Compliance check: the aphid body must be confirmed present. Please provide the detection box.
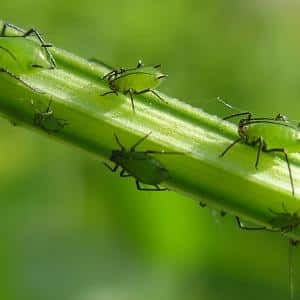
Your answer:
[0,22,55,92]
[102,60,167,111]
[0,38,52,72]
[220,112,300,195]
[33,100,68,134]
[105,133,180,191]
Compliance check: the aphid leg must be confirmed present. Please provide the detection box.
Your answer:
[235,216,266,230]
[219,138,242,157]
[103,162,119,172]
[56,118,69,127]
[114,134,126,150]
[0,67,44,93]
[101,90,118,97]
[153,64,161,69]
[22,28,56,68]
[128,90,135,112]
[223,112,252,121]
[130,132,152,152]
[1,22,25,36]
[120,169,131,177]
[254,137,264,170]
[135,89,167,104]
[199,202,206,207]
[264,148,294,196]
[135,180,168,191]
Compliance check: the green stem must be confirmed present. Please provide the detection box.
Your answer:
[1,21,300,241]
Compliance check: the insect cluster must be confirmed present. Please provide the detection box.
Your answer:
[2,21,300,300]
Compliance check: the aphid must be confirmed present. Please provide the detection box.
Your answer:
[0,22,55,92]
[101,60,168,112]
[1,22,56,68]
[219,106,299,196]
[104,132,181,191]
[33,100,68,134]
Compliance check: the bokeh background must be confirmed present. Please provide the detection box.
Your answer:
[1,1,300,299]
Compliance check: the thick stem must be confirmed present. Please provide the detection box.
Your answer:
[1,21,300,241]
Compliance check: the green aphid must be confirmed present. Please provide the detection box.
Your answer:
[1,22,56,69]
[220,110,300,196]
[104,132,181,191]
[33,100,68,134]
[102,60,168,112]
[0,22,56,92]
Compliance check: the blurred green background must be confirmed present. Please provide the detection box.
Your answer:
[1,1,300,299]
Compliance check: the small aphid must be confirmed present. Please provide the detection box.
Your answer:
[219,103,299,196]
[104,132,181,191]
[33,100,68,134]
[101,60,168,112]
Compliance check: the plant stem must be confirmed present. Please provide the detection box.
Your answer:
[1,21,300,241]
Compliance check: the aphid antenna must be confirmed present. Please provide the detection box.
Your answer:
[113,134,126,150]
[0,45,17,61]
[153,64,161,69]
[223,111,252,121]
[130,132,152,151]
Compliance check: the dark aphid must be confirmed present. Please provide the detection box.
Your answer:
[33,100,68,134]
[101,60,168,112]
[220,106,300,196]
[104,132,181,191]
[1,22,56,68]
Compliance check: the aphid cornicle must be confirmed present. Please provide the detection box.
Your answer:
[220,111,299,196]
[33,100,68,134]
[101,60,168,112]
[0,22,56,92]
[104,132,181,191]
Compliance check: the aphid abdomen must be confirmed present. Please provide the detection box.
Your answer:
[119,154,169,185]
[245,123,300,152]
[115,73,160,93]
[0,38,51,72]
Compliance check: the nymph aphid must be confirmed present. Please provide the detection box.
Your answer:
[33,100,68,134]
[102,60,167,112]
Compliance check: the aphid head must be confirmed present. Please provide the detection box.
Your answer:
[110,149,124,164]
